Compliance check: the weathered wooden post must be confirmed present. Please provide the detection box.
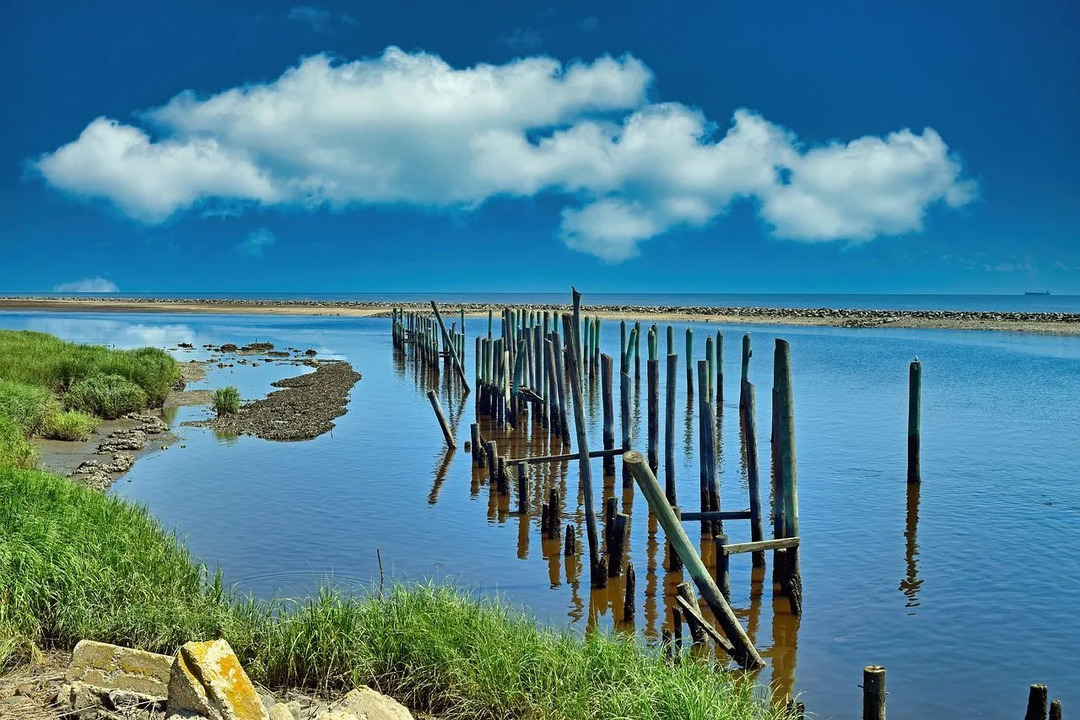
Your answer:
[601,354,616,475]
[1050,700,1063,720]
[705,335,714,402]
[715,532,730,599]
[564,524,576,556]
[908,358,921,484]
[862,666,886,720]
[715,330,724,405]
[623,562,636,622]
[775,339,802,613]
[685,327,694,397]
[608,513,628,577]
[430,301,470,391]
[664,353,678,505]
[562,313,605,588]
[647,354,659,473]
[741,381,766,568]
[548,488,560,539]
[517,463,528,514]
[623,450,764,669]
[740,332,751,410]
[697,360,719,527]
[426,390,456,448]
[1025,685,1049,720]
[634,321,642,380]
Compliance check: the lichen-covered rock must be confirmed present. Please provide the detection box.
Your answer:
[65,639,172,701]
[168,639,269,720]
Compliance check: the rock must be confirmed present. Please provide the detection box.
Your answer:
[269,702,297,720]
[66,639,172,701]
[220,344,239,352]
[317,687,414,720]
[168,639,269,720]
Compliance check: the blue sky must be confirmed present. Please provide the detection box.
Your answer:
[2,0,1077,294]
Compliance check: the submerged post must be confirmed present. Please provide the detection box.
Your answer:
[1025,685,1048,720]
[623,450,764,669]
[908,358,921,484]
[664,353,678,505]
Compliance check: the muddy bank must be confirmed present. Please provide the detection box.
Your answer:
[2,296,1080,334]
[187,361,361,440]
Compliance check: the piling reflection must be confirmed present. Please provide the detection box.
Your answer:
[900,480,923,609]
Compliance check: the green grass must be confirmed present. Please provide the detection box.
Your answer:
[0,467,781,720]
[63,374,149,419]
[0,379,58,436]
[213,386,241,416]
[0,330,180,405]
[44,410,101,441]
[0,418,37,469]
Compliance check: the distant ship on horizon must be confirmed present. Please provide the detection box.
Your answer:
[1024,290,1051,296]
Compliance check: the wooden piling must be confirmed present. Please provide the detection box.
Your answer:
[470,423,481,465]
[862,666,886,720]
[676,583,706,645]
[1026,685,1049,720]
[685,328,694,396]
[426,390,456,448]
[620,369,633,488]
[668,506,683,572]
[601,354,615,474]
[430,302,470,391]
[705,335,714,402]
[697,360,719,527]
[562,313,605,588]
[634,321,642,379]
[908,359,921,484]
[564,524,576,556]
[647,357,659,472]
[1050,700,1062,720]
[623,562,636,621]
[738,333,751,412]
[608,513,628,577]
[740,381,766,568]
[664,353,678,505]
[517,463,528,514]
[605,497,617,546]
[715,532,730,599]
[775,339,802,606]
[623,450,764,669]
[548,488,560,539]
[716,330,724,405]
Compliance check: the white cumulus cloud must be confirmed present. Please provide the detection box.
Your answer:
[54,277,119,293]
[34,46,976,262]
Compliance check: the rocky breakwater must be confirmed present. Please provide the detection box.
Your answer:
[189,361,361,441]
[44,639,415,720]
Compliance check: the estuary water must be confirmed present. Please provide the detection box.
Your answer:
[3,309,1078,718]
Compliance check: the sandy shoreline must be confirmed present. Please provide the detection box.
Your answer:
[2,296,1080,334]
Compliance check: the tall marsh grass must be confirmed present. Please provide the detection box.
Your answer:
[0,330,180,405]
[0,467,781,720]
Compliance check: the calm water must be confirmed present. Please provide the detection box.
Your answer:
[6,292,1080,314]
[4,310,1079,718]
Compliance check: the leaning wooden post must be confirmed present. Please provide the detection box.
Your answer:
[741,381,766,567]
[775,339,802,613]
[601,354,616,475]
[430,301,471,391]
[623,450,764,669]
[908,358,921,484]
[863,666,886,720]
[1025,685,1049,720]
[426,390,456,448]
[562,314,605,588]
[664,353,678,505]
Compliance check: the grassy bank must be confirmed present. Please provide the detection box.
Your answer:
[0,330,180,464]
[0,466,781,720]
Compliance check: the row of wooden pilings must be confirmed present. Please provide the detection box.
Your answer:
[391,307,467,376]
[396,296,1064,719]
